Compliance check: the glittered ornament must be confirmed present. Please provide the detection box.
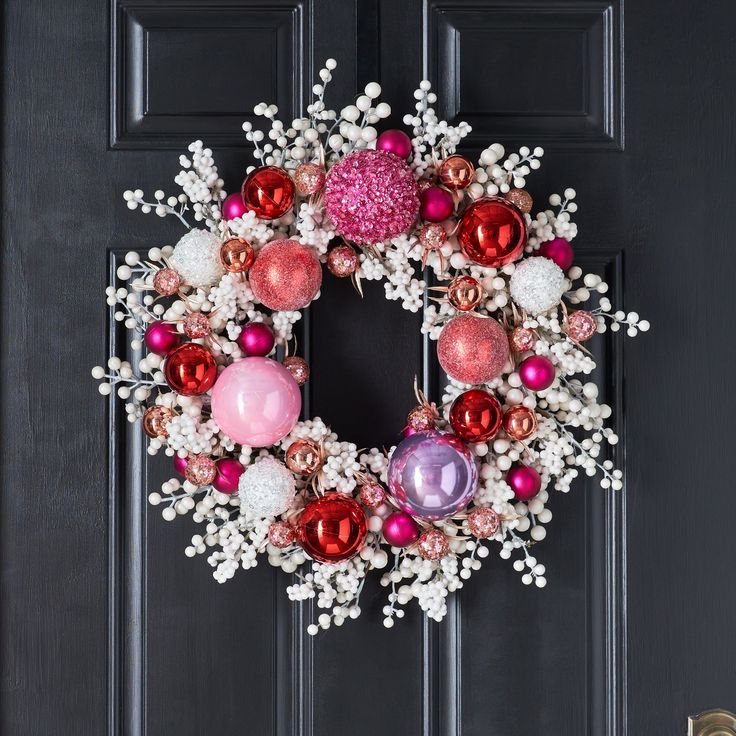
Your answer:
[382,511,420,547]
[164,343,217,396]
[153,267,181,296]
[505,188,533,214]
[285,439,322,475]
[509,326,536,352]
[439,155,474,191]
[419,223,447,251]
[248,239,322,311]
[506,465,541,501]
[509,256,566,315]
[220,238,254,273]
[238,457,296,518]
[417,530,450,560]
[407,405,436,432]
[297,493,367,563]
[327,245,359,277]
[502,406,538,441]
[375,129,412,159]
[437,314,509,385]
[283,356,309,386]
[519,355,556,392]
[447,275,483,312]
[323,149,419,244]
[566,310,597,342]
[538,237,574,271]
[419,186,454,222]
[144,321,181,355]
[142,406,173,438]
[185,455,217,486]
[387,430,477,520]
[467,507,500,539]
[457,197,527,267]
[222,192,248,221]
[212,458,244,494]
[169,229,225,287]
[293,162,326,196]
[241,165,295,220]
[237,322,275,357]
[358,482,386,509]
[183,312,211,339]
[268,520,295,548]
[449,389,503,443]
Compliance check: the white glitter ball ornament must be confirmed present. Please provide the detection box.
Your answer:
[510,256,566,315]
[238,457,296,518]
[169,229,225,287]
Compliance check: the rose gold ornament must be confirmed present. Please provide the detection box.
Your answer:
[407,405,436,431]
[505,188,533,214]
[566,310,598,342]
[183,312,211,339]
[285,439,322,475]
[502,406,538,441]
[142,406,174,438]
[419,223,447,251]
[439,155,475,191]
[467,507,500,539]
[293,162,326,196]
[153,268,181,296]
[509,326,535,352]
[327,245,359,277]
[268,520,296,548]
[220,238,255,273]
[283,356,309,386]
[358,482,386,509]
[185,455,217,486]
[417,529,450,560]
[447,275,483,312]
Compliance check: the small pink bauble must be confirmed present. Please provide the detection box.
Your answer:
[222,192,248,221]
[506,465,541,501]
[382,511,420,547]
[519,355,556,391]
[173,455,188,476]
[538,237,574,271]
[211,357,301,447]
[238,322,275,357]
[144,321,181,355]
[375,129,413,159]
[213,458,244,494]
[420,186,454,222]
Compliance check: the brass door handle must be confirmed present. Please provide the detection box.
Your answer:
[689,710,736,736]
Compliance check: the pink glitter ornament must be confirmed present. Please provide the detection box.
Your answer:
[375,129,413,159]
[383,511,420,547]
[144,321,181,355]
[183,312,211,339]
[538,237,574,271]
[358,482,386,509]
[419,223,447,250]
[212,458,244,494]
[509,326,535,352]
[566,310,598,342]
[467,507,500,538]
[283,356,309,386]
[506,465,541,501]
[293,162,326,196]
[323,149,419,244]
[268,520,295,548]
[153,268,181,296]
[417,529,450,560]
[238,322,275,357]
[185,455,217,486]
[419,186,454,222]
[519,355,556,392]
[222,192,248,221]
[407,404,436,431]
[326,245,359,277]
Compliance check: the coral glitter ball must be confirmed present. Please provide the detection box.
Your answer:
[297,493,367,563]
[457,196,527,267]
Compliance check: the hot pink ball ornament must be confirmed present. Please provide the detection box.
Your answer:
[144,321,181,355]
[538,237,574,271]
[519,354,556,391]
[420,186,454,222]
[213,458,245,494]
[375,129,413,159]
[506,465,542,501]
[211,357,301,447]
[382,511,420,547]
[222,192,248,221]
[237,322,275,357]
[173,455,188,476]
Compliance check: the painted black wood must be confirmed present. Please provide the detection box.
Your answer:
[1,0,735,734]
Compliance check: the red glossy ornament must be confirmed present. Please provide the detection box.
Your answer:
[457,197,527,267]
[449,389,503,443]
[297,493,367,563]
[241,165,296,220]
[164,343,218,396]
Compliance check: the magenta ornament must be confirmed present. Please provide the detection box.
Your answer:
[238,322,275,357]
[382,511,420,547]
[213,458,244,494]
[375,129,413,159]
[519,354,556,391]
[387,430,478,520]
[211,357,301,447]
[222,192,248,221]
[420,186,454,222]
[506,465,541,501]
[538,237,574,271]
[144,321,181,355]
[173,455,188,476]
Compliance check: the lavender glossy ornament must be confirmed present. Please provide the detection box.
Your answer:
[419,186,454,222]
[382,511,420,547]
[222,192,248,221]
[213,458,244,494]
[375,129,412,159]
[519,355,556,392]
[144,321,181,355]
[387,430,477,520]
[238,322,275,357]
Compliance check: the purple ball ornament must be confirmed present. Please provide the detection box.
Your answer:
[383,511,420,547]
[387,430,478,521]
[538,237,574,271]
[420,186,454,222]
[144,321,181,355]
[375,129,413,159]
[213,458,245,494]
[173,455,188,476]
[506,465,542,501]
[519,354,556,392]
[238,322,275,357]
[222,192,248,221]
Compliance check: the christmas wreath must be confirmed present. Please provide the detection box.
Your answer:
[94,60,647,633]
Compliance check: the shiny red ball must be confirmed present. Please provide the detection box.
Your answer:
[241,165,295,220]
[457,197,527,267]
[297,492,367,563]
[164,343,217,396]
[449,389,503,443]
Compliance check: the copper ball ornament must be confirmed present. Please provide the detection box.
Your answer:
[505,188,533,214]
[185,455,217,486]
[241,165,296,220]
[327,245,359,277]
[285,439,322,475]
[297,493,367,563]
[153,268,181,296]
[502,406,538,441]
[283,356,309,386]
[439,155,475,191]
[142,406,174,438]
[457,196,527,267]
[447,275,483,312]
[164,343,218,396]
[566,310,598,342]
[293,162,326,196]
[449,389,503,443]
[220,238,255,273]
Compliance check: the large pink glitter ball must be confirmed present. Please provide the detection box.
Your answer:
[323,149,419,244]
[437,314,509,385]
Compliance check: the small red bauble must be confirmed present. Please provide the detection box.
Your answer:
[420,186,454,222]
[538,237,574,271]
[241,165,296,220]
[506,465,541,501]
[164,343,217,396]
[519,354,556,392]
[297,493,367,563]
[457,197,527,267]
[502,406,538,441]
[449,389,503,443]
[220,238,255,273]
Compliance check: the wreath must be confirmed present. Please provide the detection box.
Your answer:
[93,59,648,634]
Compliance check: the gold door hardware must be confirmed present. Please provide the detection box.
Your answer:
[689,709,736,736]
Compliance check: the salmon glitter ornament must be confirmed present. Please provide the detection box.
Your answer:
[283,356,309,386]
[566,310,598,342]
[293,162,326,196]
